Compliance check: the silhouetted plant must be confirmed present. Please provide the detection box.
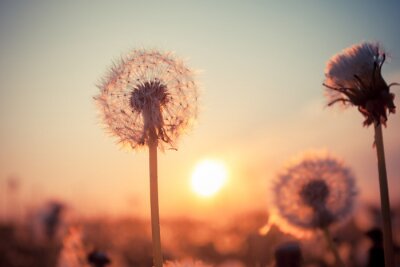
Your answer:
[43,201,64,240]
[273,152,357,267]
[95,49,199,267]
[274,242,302,267]
[366,227,385,267]
[324,42,399,267]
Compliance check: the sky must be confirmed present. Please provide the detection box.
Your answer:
[1,1,400,220]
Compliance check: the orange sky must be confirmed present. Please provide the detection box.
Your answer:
[1,1,400,221]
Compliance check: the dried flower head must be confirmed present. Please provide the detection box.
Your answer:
[324,42,399,126]
[273,152,357,231]
[163,259,213,267]
[95,49,199,149]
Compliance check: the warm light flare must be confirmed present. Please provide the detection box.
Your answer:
[191,160,227,197]
[258,221,273,236]
[260,213,314,239]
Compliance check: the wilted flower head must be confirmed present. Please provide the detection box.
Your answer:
[164,259,213,267]
[95,49,199,149]
[273,152,357,231]
[324,42,399,126]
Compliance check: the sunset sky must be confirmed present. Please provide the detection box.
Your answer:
[1,1,400,220]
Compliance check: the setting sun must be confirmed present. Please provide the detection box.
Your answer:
[191,160,228,197]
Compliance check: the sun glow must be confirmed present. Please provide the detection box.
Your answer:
[191,160,228,197]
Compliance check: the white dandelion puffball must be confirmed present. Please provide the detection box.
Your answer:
[324,42,385,90]
[324,42,397,126]
[95,49,199,149]
[164,259,213,267]
[273,153,357,230]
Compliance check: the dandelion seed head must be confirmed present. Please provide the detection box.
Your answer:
[272,152,357,233]
[324,42,397,126]
[95,49,199,150]
[325,42,385,89]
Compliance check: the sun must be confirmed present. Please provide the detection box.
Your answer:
[191,159,228,197]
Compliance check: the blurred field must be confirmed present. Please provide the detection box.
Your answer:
[1,201,400,267]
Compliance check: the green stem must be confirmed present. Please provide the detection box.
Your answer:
[149,130,163,267]
[374,123,395,267]
[322,227,345,267]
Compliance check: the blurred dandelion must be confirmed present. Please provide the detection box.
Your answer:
[273,153,356,230]
[273,152,356,267]
[95,49,199,267]
[365,227,385,267]
[164,259,213,267]
[324,42,398,267]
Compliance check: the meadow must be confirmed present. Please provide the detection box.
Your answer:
[1,200,399,267]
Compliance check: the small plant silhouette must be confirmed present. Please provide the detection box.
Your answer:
[87,250,111,267]
[274,242,302,267]
[95,49,199,267]
[324,42,399,267]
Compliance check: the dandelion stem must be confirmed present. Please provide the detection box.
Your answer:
[374,122,395,267]
[149,128,163,267]
[322,227,345,267]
